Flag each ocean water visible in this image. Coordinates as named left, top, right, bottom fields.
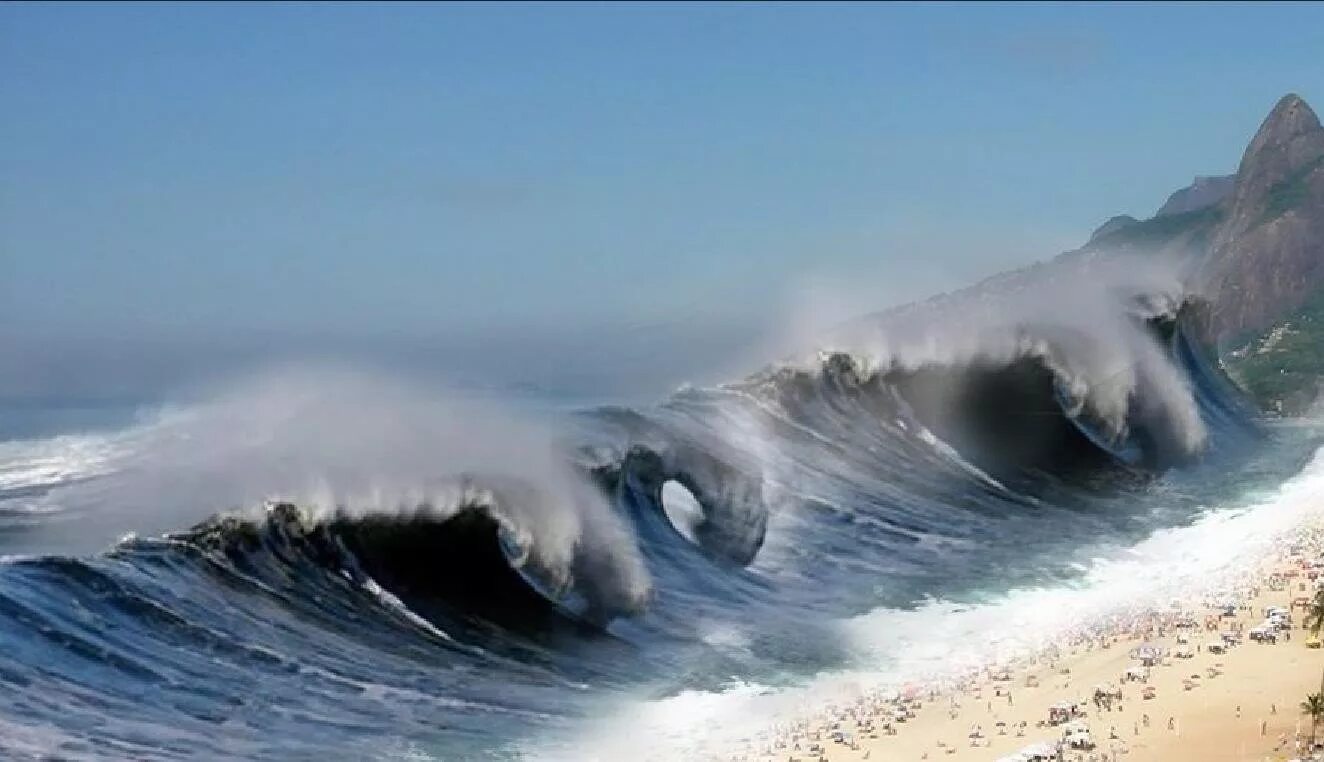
left=1, top=294, right=1321, bottom=761
left=562, top=432, right=1324, bottom=760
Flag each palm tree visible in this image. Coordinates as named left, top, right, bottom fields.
left=1309, top=589, right=1324, bottom=634
left=1300, top=692, right=1324, bottom=751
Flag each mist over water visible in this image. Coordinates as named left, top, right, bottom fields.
left=564, top=438, right=1324, bottom=760
left=0, top=315, right=773, bottom=414
left=7, top=3, right=1324, bottom=758
left=0, top=263, right=1320, bottom=761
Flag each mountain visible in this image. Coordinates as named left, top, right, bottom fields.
left=1155, top=175, right=1235, bottom=217
left=1052, top=94, right=1324, bottom=413
left=1197, top=94, right=1324, bottom=344
left=865, top=93, right=1324, bottom=414
left=1088, top=214, right=1140, bottom=243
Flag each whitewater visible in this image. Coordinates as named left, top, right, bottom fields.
left=1, top=270, right=1322, bottom=761
left=556, top=432, right=1324, bottom=760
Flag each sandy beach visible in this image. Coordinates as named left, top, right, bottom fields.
left=738, top=522, right=1324, bottom=762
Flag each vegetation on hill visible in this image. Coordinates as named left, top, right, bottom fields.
left=1086, top=206, right=1223, bottom=251
left=1223, top=287, right=1324, bottom=414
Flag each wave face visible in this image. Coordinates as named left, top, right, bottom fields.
left=0, top=282, right=1315, bottom=760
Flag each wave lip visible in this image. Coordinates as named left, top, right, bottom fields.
left=734, top=297, right=1243, bottom=488
left=0, top=281, right=1292, bottom=760
left=179, top=489, right=650, bottom=635
left=553, top=442, right=1324, bottom=762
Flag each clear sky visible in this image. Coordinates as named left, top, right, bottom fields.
left=2, top=2, right=1322, bottom=397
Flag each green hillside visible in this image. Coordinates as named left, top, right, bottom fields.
left=1223, top=289, right=1324, bottom=414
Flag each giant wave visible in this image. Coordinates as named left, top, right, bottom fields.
left=0, top=271, right=1313, bottom=761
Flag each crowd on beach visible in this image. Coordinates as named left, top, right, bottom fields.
left=726, top=524, right=1324, bottom=762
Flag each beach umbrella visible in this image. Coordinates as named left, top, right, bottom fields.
left=1131, top=642, right=1164, bottom=660
left=1021, top=741, right=1057, bottom=757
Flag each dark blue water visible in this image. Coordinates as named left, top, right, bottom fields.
left=0, top=305, right=1319, bottom=761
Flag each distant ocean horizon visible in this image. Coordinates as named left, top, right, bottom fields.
left=2, top=278, right=1322, bottom=759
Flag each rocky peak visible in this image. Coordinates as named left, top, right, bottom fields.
left=1237, top=94, right=1323, bottom=178
left=1199, top=93, right=1324, bottom=342
left=1088, top=214, right=1139, bottom=243
left=1221, top=94, right=1324, bottom=237
left=1155, top=175, right=1234, bottom=217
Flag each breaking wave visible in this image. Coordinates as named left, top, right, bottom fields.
left=0, top=278, right=1307, bottom=761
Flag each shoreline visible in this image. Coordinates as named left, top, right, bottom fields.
left=736, top=516, right=1324, bottom=762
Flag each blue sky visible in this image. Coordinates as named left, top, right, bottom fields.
left=2, top=2, right=1323, bottom=394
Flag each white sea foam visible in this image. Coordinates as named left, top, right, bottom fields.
left=546, top=444, right=1324, bottom=761
left=0, top=366, right=653, bottom=614
left=0, top=432, right=120, bottom=493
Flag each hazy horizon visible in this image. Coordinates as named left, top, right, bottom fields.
left=4, top=2, right=1323, bottom=402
